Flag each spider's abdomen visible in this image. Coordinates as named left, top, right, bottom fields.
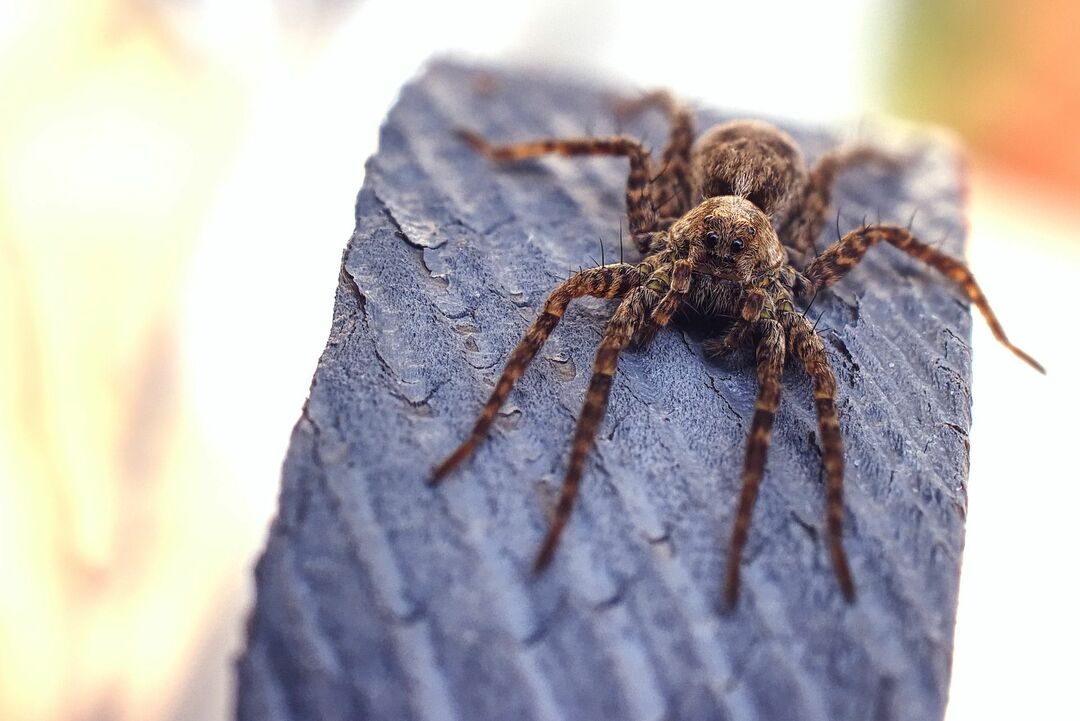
left=691, top=120, right=808, bottom=221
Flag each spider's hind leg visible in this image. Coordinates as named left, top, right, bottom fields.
left=612, top=89, right=697, bottom=219
left=457, top=130, right=662, bottom=247
left=432, top=263, right=643, bottom=482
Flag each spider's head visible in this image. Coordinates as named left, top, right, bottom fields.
left=672, top=196, right=783, bottom=281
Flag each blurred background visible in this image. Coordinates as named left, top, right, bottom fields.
left=0, top=1, right=1076, bottom=719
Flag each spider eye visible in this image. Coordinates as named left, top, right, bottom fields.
left=731, top=238, right=745, bottom=252
left=704, top=231, right=720, bottom=248
left=747, top=226, right=756, bottom=237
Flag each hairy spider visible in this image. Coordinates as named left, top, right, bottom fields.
left=430, top=90, right=1043, bottom=608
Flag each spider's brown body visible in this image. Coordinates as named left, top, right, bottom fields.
left=431, top=91, right=1042, bottom=608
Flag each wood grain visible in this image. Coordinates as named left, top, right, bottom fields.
left=237, top=62, right=972, bottom=721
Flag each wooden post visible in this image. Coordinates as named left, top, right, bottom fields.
left=237, top=62, right=971, bottom=721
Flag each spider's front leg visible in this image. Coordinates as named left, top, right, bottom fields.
left=432, top=263, right=644, bottom=481
left=801, top=224, right=1044, bottom=372
left=724, top=318, right=786, bottom=609
left=533, top=284, right=660, bottom=570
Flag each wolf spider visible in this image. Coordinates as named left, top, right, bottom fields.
left=430, top=90, right=1043, bottom=608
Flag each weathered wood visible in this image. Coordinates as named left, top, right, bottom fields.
left=237, top=62, right=971, bottom=721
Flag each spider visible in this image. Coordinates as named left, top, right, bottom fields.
left=430, top=90, right=1043, bottom=608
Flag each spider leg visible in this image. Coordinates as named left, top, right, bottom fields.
left=634, top=230, right=670, bottom=254
left=788, top=313, right=856, bottom=602
left=648, top=258, right=694, bottom=327
left=781, top=145, right=900, bottom=263
left=613, top=89, right=697, bottom=219
left=802, top=224, right=1044, bottom=372
left=432, top=263, right=644, bottom=482
left=533, top=285, right=658, bottom=571
left=643, top=237, right=709, bottom=341
left=703, top=320, right=751, bottom=358
left=724, top=318, right=785, bottom=609
left=457, top=130, right=662, bottom=245
left=612, top=88, right=677, bottom=121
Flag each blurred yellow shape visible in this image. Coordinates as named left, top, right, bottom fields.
left=0, top=1, right=244, bottom=719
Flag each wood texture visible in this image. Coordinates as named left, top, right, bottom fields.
left=236, top=62, right=973, bottom=721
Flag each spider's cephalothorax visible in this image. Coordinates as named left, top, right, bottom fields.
left=432, top=91, right=1043, bottom=609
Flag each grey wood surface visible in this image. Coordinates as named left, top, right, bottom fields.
left=236, top=61, right=973, bottom=721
